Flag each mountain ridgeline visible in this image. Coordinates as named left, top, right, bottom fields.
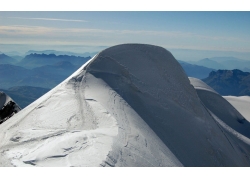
left=178, top=60, right=215, bottom=79
left=179, top=57, right=250, bottom=96
left=191, top=57, right=250, bottom=72
left=0, top=54, right=17, bottom=65
left=17, top=53, right=91, bottom=69
left=0, top=53, right=91, bottom=89
left=0, top=53, right=91, bottom=108
left=203, top=69, right=250, bottom=96
left=25, top=50, right=98, bottom=58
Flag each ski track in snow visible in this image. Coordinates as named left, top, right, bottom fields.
left=0, top=58, right=119, bottom=167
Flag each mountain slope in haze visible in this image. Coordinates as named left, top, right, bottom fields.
left=4, top=51, right=23, bottom=56
left=17, top=53, right=91, bottom=69
left=0, top=61, right=79, bottom=89
left=0, top=64, right=33, bottom=89
left=193, top=58, right=224, bottom=69
left=178, top=60, right=215, bottom=79
left=0, top=44, right=250, bottom=167
left=0, top=86, right=50, bottom=108
left=203, top=69, right=250, bottom=96
left=32, top=61, right=77, bottom=78
left=191, top=57, right=250, bottom=71
left=210, top=57, right=250, bottom=70
left=10, top=55, right=24, bottom=61
left=0, top=54, right=17, bottom=65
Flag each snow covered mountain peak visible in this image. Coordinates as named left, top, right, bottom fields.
left=86, top=44, right=204, bottom=116
left=1, top=44, right=250, bottom=167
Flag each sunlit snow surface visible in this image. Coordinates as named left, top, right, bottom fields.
left=1, top=44, right=250, bottom=166
left=224, top=96, right=250, bottom=122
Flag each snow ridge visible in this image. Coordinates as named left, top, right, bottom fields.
left=0, top=44, right=250, bottom=166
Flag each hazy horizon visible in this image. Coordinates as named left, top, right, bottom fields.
left=1, top=43, right=250, bottom=62
left=1, top=11, right=250, bottom=61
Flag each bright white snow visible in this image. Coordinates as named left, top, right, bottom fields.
left=1, top=44, right=250, bottom=166
left=224, top=96, right=250, bottom=122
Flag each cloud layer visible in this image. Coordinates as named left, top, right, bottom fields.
left=0, top=25, right=249, bottom=53
left=8, top=17, right=88, bottom=22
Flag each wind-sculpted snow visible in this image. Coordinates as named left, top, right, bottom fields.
left=224, top=96, right=250, bottom=122
left=190, top=77, right=250, bottom=139
left=0, top=44, right=250, bottom=166
left=190, top=77, right=250, bottom=163
left=188, top=77, right=218, bottom=94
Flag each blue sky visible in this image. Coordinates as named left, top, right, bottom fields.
left=0, top=11, right=250, bottom=61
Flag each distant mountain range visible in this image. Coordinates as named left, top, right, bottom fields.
left=10, top=55, right=24, bottom=61
left=0, top=86, right=50, bottom=108
left=0, top=64, right=32, bottom=88
left=25, top=50, right=97, bottom=58
left=0, top=54, right=17, bottom=65
left=17, top=53, right=91, bottom=69
left=190, top=57, right=250, bottom=72
left=0, top=53, right=91, bottom=107
left=203, top=69, right=250, bottom=96
left=4, top=51, right=23, bottom=56
left=0, top=62, right=81, bottom=89
left=1, top=50, right=97, bottom=57
left=0, top=53, right=91, bottom=89
left=178, top=60, right=215, bottom=79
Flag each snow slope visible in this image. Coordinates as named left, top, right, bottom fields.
left=189, top=77, right=250, bottom=138
left=1, top=44, right=250, bottom=166
left=224, top=96, right=250, bottom=122
left=190, top=77, right=250, bottom=164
